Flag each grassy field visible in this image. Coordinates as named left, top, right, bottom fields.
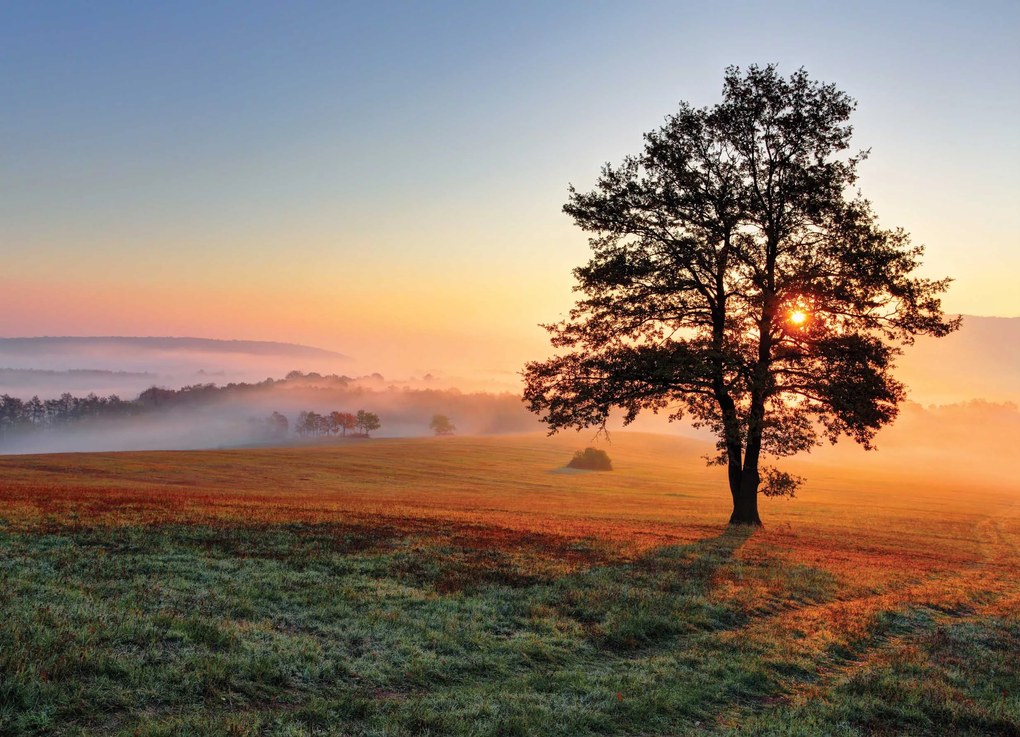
left=1, top=433, right=1018, bottom=736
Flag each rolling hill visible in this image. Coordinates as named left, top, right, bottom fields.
left=896, top=315, right=1020, bottom=404
left=0, top=336, right=350, bottom=395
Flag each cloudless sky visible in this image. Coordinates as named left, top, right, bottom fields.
left=2, top=1, right=1018, bottom=380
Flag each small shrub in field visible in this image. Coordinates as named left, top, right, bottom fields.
left=567, top=447, right=612, bottom=471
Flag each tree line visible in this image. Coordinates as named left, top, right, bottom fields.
left=292, top=409, right=381, bottom=438
left=0, top=377, right=388, bottom=446
left=0, top=392, right=136, bottom=440
left=0, top=381, right=277, bottom=442
left=0, top=374, right=472, bottom=447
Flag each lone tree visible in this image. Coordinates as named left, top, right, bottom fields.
left=523, top=65, right=958, bottom=526
left=429, top=414, right=456, bottom=436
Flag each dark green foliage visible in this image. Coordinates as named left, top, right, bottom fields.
left=566, top=447, right=613, bottom=471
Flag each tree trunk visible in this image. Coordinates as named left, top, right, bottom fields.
left=729, top=466, right=762, bottom=526
left=732, top=394, right=765, bottom=527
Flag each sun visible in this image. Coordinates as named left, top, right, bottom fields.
left=789, top=310, right=808, bottom=325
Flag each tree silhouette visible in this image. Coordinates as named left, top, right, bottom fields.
left=429, top=414, right=456, bottom=436
left=338, top=411, right=357, bottom=437
left=355, top=410, right=381, bottom=437
left=268, top=411, right=289, bottom=439
left=523, top=65, right=958, bottom=525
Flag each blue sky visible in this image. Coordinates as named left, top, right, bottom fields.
left=1, top=1, right=1017, bottom=375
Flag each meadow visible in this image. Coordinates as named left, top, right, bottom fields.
left=1, top=433, right=1017, bottom=736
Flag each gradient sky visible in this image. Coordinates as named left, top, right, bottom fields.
left=2, top=1, right=1018, bottom=380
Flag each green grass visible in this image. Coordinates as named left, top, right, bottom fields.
left=1, top=434, right=1018, bottom=735
left=2, top=523, right=1015, bottom=736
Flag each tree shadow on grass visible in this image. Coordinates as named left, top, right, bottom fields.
left=0, top=521, right=840, bottom=737
left=386, top=523, right=756, bottom=598
left=544, top=525, right=757, bottom=651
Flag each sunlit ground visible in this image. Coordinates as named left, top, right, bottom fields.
left=1, top=433, right=1017, bottom=735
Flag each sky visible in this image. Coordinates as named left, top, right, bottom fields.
left=2, top=0, right=1018, bottom=380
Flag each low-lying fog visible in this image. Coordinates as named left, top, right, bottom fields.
left=2, top=372, right=1017, bottom=491
left=2, top=321, right=1018, bottom=492
left=0, top=379, right=542, bottom=454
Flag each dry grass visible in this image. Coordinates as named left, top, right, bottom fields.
left=1, top=432, right=1017, bottom=735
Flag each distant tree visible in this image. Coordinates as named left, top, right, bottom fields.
left=327, top=411, right=341, bottom=436
left=429, top=414, right=456, bottom=436
left=0, top=394, right=26, bottom=440
left=355, top=410, right=381, bottom=437
left=523, top=65, right=958, bottom=526
left=50, top=393, right=76, bottom=421
left=365, top=412, right=381, bottom=436
left=334, top=411, right=356, bottom=437
left=567, top=447, right=613, bottom=471
left=297, top=411, right=326, bottom=437
left=314, top=412, right=329, bottom=436
left=26, top=396, right=45, bottom=426
left=268, top=411, right=289, bottom=438
left=138, top=386, right=177, bottom=407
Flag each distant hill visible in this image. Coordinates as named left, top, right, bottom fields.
left=0, top=337, right=347, bottom=360
left=0, top=368, right=155, bottom=378
left=897, top=315, right=1020, bottom=405
left=0, top=368, right=160, bottom=399
left=1, top=318, right=1015, bottom=406
left=0, top=337, right=350, bottom=393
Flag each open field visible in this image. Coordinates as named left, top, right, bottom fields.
left=1, top=433, right=1018, bottom=736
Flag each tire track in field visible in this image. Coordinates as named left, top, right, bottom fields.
left=729, top=498, right=1020, bottom=710
left=973, top=498, right=1020, bottom=617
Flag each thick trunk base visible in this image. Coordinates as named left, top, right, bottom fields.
left=728, top=510, right=763, bottom=526
left=729, top=486, right=762, bottom=526
left=728, top=462, right=763, bottom=526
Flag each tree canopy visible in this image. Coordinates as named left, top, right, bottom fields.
left=523, top=65, right=958, bottom=525
left=355, top=410, right=381, bottom=437
left=429, top=414, right=456, bottom=436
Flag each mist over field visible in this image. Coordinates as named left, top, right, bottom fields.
left=0, top=377, right=540, bottom=455
left=1, top=317, right=1017, bottom=494
left=896, top=316, right=1020, bottom=405
left=0, top=368, right=159, bottom=399
left=0, top=380, right=1017, bottom=503
left=4, top=315, right=1013, bottom=402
